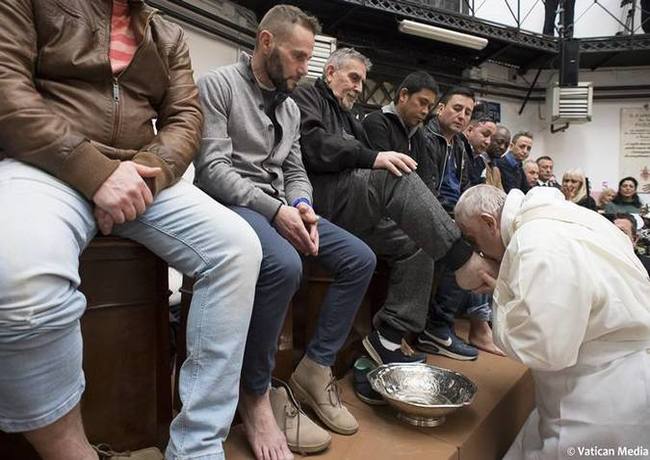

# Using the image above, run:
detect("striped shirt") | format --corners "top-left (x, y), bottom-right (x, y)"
top-left (109, 0), bottom-right (137, 75)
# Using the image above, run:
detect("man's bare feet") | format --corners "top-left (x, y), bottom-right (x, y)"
top-left (239, 389), bottom-right (294, 460)
top-left (469, 319), bottom-right (506, 356)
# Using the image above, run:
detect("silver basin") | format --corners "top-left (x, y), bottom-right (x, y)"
top-left (367, 362), bottom-right (477, 427)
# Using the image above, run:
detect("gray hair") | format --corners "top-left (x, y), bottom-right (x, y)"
top-left (322, 48), bottom-right (372, 78)
top-left (454, 185), bottom-right (507, 225)
top-left (523, 159), bottom-right (538, 171)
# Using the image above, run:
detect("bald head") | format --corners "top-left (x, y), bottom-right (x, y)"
top-left (487, 125), bottom-right (511, 159)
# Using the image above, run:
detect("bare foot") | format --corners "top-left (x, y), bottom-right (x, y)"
top-left (239, 389), bottom-right (294, 460)
top-left (469, 319), bottom-right (506, 356)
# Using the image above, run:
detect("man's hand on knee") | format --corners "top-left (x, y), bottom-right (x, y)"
top-left (273, 205), bottom-right (318, 256)
top-left (92, 161), bottom-right (160, 230)
top-left (373, 151), bottom-right (417, 177)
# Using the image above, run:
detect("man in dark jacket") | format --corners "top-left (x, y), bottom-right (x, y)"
top-left (292, 48), bottom-right (496, 365)
top-left (362, 71), bottom-right (439, 194)
top-left (423, 86), bottom-right (474, 213)
top-left (419, 88), bottom-right (500, 360)
top-left (496, 131), bottom-right (534, 193)
top-left (460, 103), bottom-right (497, 187)
top-left (0, 1), bottom-right (262, 459)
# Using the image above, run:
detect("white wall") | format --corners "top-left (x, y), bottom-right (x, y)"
top-left (479, 64), bottom-right (650, 194)
top-left (180, 22), bottom-right (243, 78)
top-left (474, 0), bottom-right (643, 37)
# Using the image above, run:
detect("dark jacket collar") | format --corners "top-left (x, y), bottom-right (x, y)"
top-left (315, 77), bottom-right (340, 107)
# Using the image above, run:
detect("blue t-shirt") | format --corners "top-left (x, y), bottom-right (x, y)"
top-left (439, 148), bottom-right (461, 208)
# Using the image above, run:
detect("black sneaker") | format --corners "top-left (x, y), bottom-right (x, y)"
top-left (352, 356), bottom-right (386, 405)
top-left (416, 326), bottom-right (478, 361)
top-left (362, 330), bottom-right (426, 365)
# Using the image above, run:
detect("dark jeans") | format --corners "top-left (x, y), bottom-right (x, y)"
top-left (543, 0), bottom-right (575, 36)
top-left (428, 264), bottom-right (491, 332)
top-left (643, 0), bottom-right (650, 34)
top-left (232, 207), bottom-right (376, 394)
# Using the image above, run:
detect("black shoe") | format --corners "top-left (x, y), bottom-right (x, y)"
top-left (362, 330), bottom-right (426, 365)
top-left (353, 356), bottom-right (386, 405)
top-left (416, 326), bottom-right (478, 361)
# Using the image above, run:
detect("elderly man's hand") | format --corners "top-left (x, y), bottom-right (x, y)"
top-left (455, 252), bottom-right (499, 292)
top-left (373, 151), bottom-right (417, 177)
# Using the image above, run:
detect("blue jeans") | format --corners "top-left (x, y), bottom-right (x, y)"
top-left (230, 207), bottom-right (376, 394)
top-left (0, 159), bottom-right (262, 460)
top-left (429, 264), bottom-right (491, 331)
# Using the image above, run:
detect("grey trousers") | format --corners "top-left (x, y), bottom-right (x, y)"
top-left (316, 168), bottom-right (461, 336)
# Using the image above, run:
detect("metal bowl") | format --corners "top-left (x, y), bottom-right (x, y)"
top-left (367, 363), bottom-right (477, 427)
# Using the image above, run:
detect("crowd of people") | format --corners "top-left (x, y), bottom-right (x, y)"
top-left (0, 2), bottom-right (648, 460)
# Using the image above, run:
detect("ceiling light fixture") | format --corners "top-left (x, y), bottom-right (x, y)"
top-left (398, 19), bottom-right (488, 51)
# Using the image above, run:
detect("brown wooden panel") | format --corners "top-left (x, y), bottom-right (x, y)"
top-left (0, 237), bottom-right (171, 459)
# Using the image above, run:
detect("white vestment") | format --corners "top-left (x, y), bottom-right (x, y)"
top-left (495, 188), bottom-right (650, 460)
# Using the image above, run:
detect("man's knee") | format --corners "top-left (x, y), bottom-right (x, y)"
top-left (0, 233), bottom-right (84, 328)
top-left (349, 241), bottom-right (377, 276)
top-left (199, 211), bottom-right (263, 276)
top-left (264, 246), bottom-right (303, 289)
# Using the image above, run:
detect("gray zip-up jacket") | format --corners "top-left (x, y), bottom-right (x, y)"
top-left (194, 53), bottom-right (312, 220)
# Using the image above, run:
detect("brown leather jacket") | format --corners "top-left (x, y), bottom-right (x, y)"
top-left (0, 0), bottom-right (203, 199)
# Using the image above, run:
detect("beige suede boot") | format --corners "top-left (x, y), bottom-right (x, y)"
top-left (269, 384), bottom-right (331, 454)
top-left (289, 356), bottom-right (359, 435)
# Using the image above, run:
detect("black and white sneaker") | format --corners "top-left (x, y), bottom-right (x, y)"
top-left (416, 326), bottom-right (478, 361)
top-left (362, 330), bottom-right (426, 365)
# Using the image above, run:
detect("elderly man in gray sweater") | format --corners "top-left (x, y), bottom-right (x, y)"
top-left (193, 5), bottom-right (376, 460)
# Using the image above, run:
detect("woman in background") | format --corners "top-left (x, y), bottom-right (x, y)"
top-left (605, 176), bottom-right (643, 214)
top-left (562, 169), bottom-right (597, 211)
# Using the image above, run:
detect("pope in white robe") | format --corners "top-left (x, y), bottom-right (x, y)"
top-left (454, 185), bottom-right (650, 460)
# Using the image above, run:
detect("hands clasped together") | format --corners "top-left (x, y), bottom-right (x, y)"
top-left (273, 202), bottom-right (320, 256)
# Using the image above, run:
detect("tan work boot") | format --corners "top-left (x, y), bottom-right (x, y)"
top-left (269, 384), bottom-right (331, 454)
top-left (289, 356), bottom-right (359, 435)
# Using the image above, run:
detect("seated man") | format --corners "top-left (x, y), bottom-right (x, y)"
top-left (496, 131), bottom-right (533, 193)
top-left (612, 212), bottom-right (650, 276)
top-left (455, 185), bottom-right (650, 459)
top-left (523, 159), bottom-right (539, 189)
top-left (0, 1), bottom-right (262, 459)
top-left (460, 103), bottom-right (498, 187)
top-left (292, 48), bottom-right (492, 366)
top-left (421, 87), bottom-right (502, 359)
top-left (362, 70), bottom-right (439, 194)
top-left (487, 124), bottom-right (511, 161)
top-left (536, 155), bottom-right (561, 188)
top-left (194, 6), bottom-right (376, 459)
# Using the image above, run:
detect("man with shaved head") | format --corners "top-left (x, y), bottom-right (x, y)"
top-left (487, 125), bottom-right (511, 160)
top-left (195, 5), bottom-right (377, 459)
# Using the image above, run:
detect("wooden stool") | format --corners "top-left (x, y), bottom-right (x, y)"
top-left (0, 237), bottom-right (172, 459)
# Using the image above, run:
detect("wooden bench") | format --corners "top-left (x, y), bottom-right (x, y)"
top-left (0, 237), bottom-right (172, 459)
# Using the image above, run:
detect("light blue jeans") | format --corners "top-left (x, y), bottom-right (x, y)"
top-left (0, 159), bottom-right (262, 460)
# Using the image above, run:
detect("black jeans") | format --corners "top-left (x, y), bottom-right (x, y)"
top-left (543, 0), bottom-right (575, 36)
